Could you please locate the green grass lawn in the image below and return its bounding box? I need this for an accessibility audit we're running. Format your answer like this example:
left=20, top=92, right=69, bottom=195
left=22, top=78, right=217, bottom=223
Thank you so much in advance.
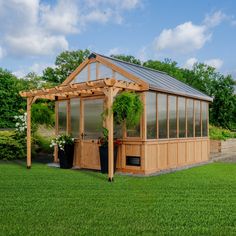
left=0, top=162, right=236, bottom=236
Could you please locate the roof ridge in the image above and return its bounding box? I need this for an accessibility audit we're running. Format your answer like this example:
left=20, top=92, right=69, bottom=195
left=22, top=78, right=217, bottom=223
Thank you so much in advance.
left=93, top=52, right=168, bottom=75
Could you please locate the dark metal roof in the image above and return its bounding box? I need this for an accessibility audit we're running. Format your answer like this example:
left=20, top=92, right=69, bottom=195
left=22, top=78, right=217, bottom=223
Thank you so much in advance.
left=92, top=53, right=213, bottom=102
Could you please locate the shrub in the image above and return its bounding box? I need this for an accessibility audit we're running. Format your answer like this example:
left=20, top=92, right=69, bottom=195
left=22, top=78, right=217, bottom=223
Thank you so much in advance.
left=33, top=133, right=53, bottom=154
left=209, top=125, right=236, bottom=141
left=0, top=131, right=26, bottom=160
left=31, top=103, right=54, bottom=126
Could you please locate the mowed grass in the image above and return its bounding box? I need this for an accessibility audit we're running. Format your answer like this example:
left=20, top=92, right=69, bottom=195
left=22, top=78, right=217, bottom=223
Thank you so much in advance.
left=0, top=162, right=236, bottom=236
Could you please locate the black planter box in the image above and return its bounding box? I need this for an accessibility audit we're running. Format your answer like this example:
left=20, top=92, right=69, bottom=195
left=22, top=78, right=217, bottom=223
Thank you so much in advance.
left=99, top=146, right=118, bottom=174
left=58, top=143, right=74, bottom=169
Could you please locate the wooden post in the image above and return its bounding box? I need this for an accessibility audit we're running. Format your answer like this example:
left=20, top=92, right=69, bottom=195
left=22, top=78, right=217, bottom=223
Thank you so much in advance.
left=26, top=97, right=33, bottom=168
left=67, top=100, right=71, bottom=135
left=107, top=88, right=114, bottom=182
left=54, top=98, right=59, bottom=163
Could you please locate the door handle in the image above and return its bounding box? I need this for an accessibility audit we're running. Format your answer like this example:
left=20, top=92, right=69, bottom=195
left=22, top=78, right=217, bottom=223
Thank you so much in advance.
left=81, top=133, right=87, bottom=139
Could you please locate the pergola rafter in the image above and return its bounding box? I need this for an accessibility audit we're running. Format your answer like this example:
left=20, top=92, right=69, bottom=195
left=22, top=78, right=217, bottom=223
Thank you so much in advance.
left=20, top=78, right=145, bottom=100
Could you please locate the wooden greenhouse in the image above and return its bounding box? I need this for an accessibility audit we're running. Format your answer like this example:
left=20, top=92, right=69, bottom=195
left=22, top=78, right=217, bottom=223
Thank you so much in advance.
left=20, top=53, right=212, bottom=181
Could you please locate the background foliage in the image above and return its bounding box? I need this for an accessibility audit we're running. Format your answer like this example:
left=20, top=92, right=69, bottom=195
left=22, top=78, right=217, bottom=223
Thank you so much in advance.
left=0, top=49, right=235, bottom=131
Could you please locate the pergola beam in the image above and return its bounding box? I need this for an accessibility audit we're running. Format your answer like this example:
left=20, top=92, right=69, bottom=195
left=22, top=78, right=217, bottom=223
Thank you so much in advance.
left=20, top=78, right=146, bottom=100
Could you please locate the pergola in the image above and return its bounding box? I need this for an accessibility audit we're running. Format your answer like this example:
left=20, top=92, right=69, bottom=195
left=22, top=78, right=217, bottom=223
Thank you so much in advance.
left=20, top=77, right=147, bottom=181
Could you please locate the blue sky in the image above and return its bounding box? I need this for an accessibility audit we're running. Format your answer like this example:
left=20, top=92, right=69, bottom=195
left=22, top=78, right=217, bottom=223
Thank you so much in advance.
left=0, top=0, right=235, bottom=79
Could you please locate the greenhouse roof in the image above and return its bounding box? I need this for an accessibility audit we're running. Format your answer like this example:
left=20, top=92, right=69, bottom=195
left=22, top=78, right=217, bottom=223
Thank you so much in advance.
left=90, top=53, right=213, bottom=102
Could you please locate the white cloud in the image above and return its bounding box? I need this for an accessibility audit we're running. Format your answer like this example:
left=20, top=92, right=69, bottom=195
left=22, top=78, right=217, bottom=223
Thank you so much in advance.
left=12, top=70, right=27, bottom=78
left=119, top=0, right=141, bottom=10
left=136, top=46, right=148, bottom=62
left=0, top=46, right=5, bottom=59
left=153, top=10, right=232, bottom=55
left=6, top=33, right=68, bottom=56
left=204, top=58, right=223, bottom=70
left=232, top=20, right=236, bottom=26
left=183, top=57, right=223, bottom=70
left=184, top=57, right=198, bottom=69
left=13, top=62, right=55, bottom=78
left=29, top=62, right=55, bottom=75
left=204, top=10, right=227, bottom=28
left=85, top=0, right=140, bottom=10
left=108, top=47, right=128, bottom=55
left=154, top=22, right=211, bottom=53
left=0, top=0, right=142, bottom=58
left=83, top=9, right=112, bottom=24
left=41, top=0, right=80, bottom=34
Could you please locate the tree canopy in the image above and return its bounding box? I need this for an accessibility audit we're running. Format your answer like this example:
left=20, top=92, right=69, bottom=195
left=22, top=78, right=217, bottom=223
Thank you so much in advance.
left=42, top=49, right=90, bottom=84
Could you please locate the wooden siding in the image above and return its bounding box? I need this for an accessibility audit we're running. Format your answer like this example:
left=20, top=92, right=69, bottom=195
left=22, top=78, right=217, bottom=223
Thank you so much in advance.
left=115, top=138, right=209, bottom=175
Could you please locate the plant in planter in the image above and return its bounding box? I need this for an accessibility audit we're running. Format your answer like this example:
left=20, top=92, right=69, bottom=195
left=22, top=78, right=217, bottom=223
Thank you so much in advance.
left=99, top=92, right=143, bottom=174
left=98, top=128, right=121, bottom=174
left=50, top=135, right=75, bottom=169
left=112, top=91, right=143, bottom=128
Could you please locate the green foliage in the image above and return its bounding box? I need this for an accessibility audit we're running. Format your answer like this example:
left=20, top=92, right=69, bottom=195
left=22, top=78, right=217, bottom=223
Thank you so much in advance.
left=98, top=127, right=109, bottom=147
left=0, top=131, right=26, bottom=160
left=112, top=92, right=143, bottom=128
left=42, top=49, right=90, bottom=84
left=0, top=69, right=26, bottom=128
left=33, top=133, right=53, bottom=154
left=1, top=162, right=236, bottom=235
left=111, top=54, right=141, bottom=65
left=209, top=125, right=236, bottom=140
left=209, top=75, right=235, bottom=129
left=31, top=103, right=54, bottom=126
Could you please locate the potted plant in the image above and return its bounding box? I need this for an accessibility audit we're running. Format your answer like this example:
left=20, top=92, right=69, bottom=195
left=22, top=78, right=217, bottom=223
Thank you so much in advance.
left=98, top=128, right=121, bottom=174
left=50, top=134, right=75, bottom=169
left=99, top=92, right=143, bottom=173
left=112, top=91, right=143, bottom=128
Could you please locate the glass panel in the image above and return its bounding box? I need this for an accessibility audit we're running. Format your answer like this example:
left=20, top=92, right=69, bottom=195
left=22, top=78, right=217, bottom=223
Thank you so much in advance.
left=178, top=97, right=186, bottom=138
left=158, top=94, right=167, bottom=139
left=114, top=123, right=122, bottom=139
left=99, top=64, right=113, bottom=79
left=90, top=62, right=96, bottom=81
left=169, top=96, right=177, bottom=138
left=195, top=100, right=201, bottom=137
left=58, top=101, right=67, bottom=134
left=72, top=66, right=88, bottom=83
left=146, top=92, right=157, bottom=139
left=84, top=99, right=103, bottom=139
left=187, top=99, right=194, bottom=137
left=115, top=71, right=132, bottom=82
left=127, top=123, right=140, bottom=137
left=70, top=98, right=80, bottom=138
left=202, top=102, right=208, bottom=136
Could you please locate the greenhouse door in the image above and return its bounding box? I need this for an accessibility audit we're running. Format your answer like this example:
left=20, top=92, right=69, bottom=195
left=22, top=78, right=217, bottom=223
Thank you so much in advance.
left=80, top=98, right=104, bottom=170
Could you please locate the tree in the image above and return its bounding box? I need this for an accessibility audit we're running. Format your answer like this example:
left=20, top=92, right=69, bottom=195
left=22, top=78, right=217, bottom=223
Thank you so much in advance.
left=0, top=68, right=26, bottom=127
left=111, top=54, right=141, bottom=65
left=42, top=49, right=90, bottom=84
left=210, top=75, right=235, bottom=129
